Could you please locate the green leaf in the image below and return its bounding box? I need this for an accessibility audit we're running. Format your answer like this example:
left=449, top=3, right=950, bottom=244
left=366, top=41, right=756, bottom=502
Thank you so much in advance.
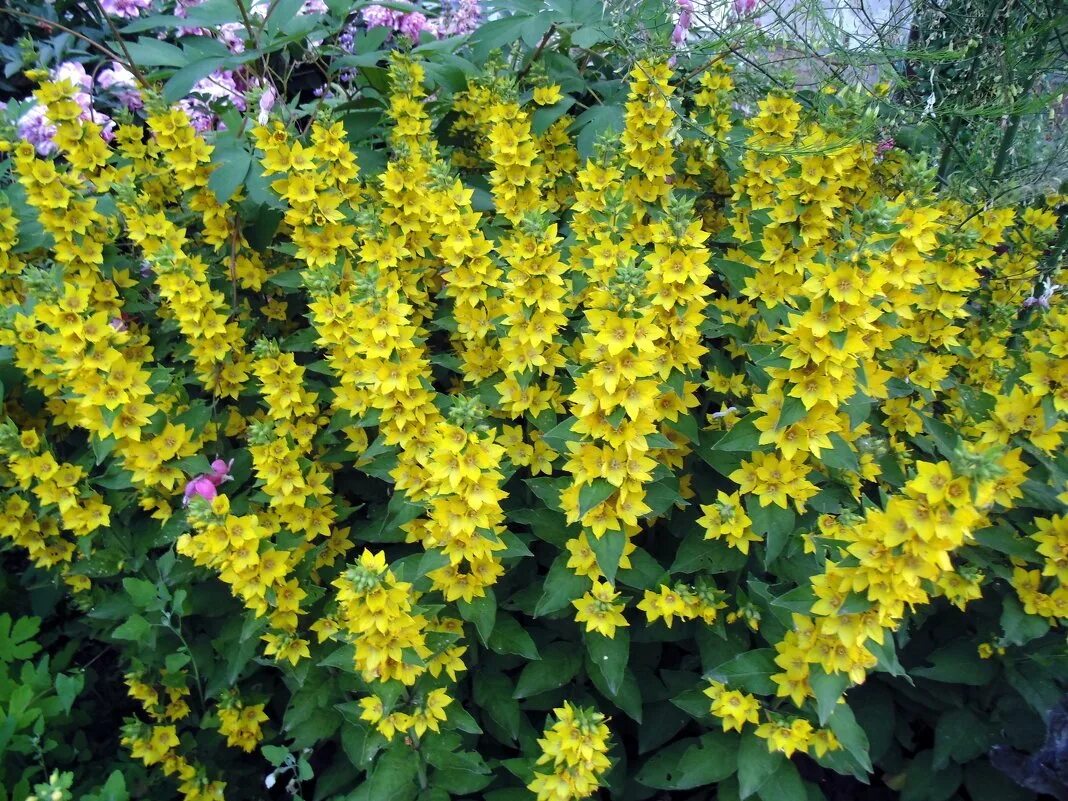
left=701, top=415, right=762, bottom=454
left=707, top=649, right=777, bottom=695
left=999, top=594, right=1050, bottom=646
left=356, top=746, right=419, bottom=801
left=0, top=615, right=41, bottom=663
left=635, top=731, right=739, bottom=790
left=268, top=269, right=306, bottom=290
left=575, top=104, right=625, bottom=160
left=531, top=97, right=575, bottom=135
left=932, top=708, right=989, bottom=770
left=338, top=716, right=382, bottom=770
left=776, top=397, right=808, bottom=430
left=738, top=730, right=784, bottom=799
left=756, top=760, right=806, bottom=801
left=432, top=767, right=493, bottom=795
left=55, top=673, right=83, bottom=715
left=670, top=534, right=747, bottom=575
left=123, top=37, right=187, bottom=66
left=912, top=642, right=996, bottom=686
left=571, top=23, right=611, bottom=48
left=588, top=529, right=626, bottom=583
left=921, top=415, right=961, bottom=459
left=209, top=147, right=253, bottom=203
left=458, top=590, right=496, bottom=644
left=587, top=629, right=628, bottom=695
left=468, top=15, right=533, bottom=61
left=535, top=553, right=588, bottom=617
left=447, top=704, right=483, bottom=735
left=99, top=770, right=128, bottom=801
left=810, top=668, right=850, bottom=726
left=473, top=672, right=521, bottom=742
left=113, top=615, right=151, bottom=641
left=487, top=613, right=540, bottom=660
left=164, top=57, right=229, bottom=103
left=821, top=433, right=860, bottom=473
left=828, top=704, right=872, bottom=774
left=262, top=745, right=291, bottom=767
left=513, top=642, right=582, bottom=698
left=713, top=257, right=755, bottom=293
left=745, top=496, right=795, bottom=566
left=962, top=759, right=1033, bottom=801
left=972, top=526, right=1035, bottom=559
left=578, top=479, right=616, bottom=516
left=123, top=578, right=158, bottom=609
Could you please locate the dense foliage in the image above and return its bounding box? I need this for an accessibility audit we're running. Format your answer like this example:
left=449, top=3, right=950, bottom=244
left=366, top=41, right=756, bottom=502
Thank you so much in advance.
left=0, top=2, right=1067, bottom=801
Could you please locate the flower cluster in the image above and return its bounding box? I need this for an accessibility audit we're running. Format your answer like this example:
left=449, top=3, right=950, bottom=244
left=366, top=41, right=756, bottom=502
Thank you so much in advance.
left=528, top=704, right=612, bottom=801
left=1, top=44, right=1066, bottom=801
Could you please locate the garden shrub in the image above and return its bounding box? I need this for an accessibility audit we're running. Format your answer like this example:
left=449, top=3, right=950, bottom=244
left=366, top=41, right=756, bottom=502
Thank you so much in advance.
left=0, top=40, right=1066, bottom=801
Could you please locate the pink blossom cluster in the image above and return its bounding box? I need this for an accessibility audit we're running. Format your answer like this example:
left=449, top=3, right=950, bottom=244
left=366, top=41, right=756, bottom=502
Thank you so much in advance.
left=183, top=458, right=235, bottom=506
left=178, top=70, right=246, bottom=132
left=671, top=0, right=694, bottom=45
left=361, top=0, right=480, bottom=41
left=97, top=0, right=153, bottom=19
left=427, top=0, right=480, bottom=37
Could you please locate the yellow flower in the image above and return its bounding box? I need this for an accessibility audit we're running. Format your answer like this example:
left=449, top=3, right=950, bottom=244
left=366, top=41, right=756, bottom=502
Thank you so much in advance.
left=533, top=85, right=563, bottom=106
left=573, top=581, right=629, bottom=638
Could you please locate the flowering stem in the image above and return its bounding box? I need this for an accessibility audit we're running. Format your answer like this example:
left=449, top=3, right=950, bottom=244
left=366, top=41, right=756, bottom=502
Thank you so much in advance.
left=228, top=215, right=241, bottom=316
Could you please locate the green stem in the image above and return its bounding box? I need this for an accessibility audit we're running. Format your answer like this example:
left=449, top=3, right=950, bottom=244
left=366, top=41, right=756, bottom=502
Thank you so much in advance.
left=990, top=23, right=1054, bottom=182
left=935, top=0, right=1005, bottom=185
left=412, top=733, right=429, bottom=790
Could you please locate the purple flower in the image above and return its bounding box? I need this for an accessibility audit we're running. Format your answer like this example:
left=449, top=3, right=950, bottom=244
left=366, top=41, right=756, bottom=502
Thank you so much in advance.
left=98, top=63, right=144, bottom=110
left=427, top=0, right=480, bottom=36
left=183, top=475, right=218, bottom=505
left=208, top=458, right=235, bottom=486
left=53, top=61, right=93, bottom=90
left=257, top=85, right=278, bottom=124
left=17, top=105, right=57, bottom=156
left=362, top=4, right=402, bottom=29
left=671, top=0, right=694, bottom=45
left=98, top=0, right=153, bottom=18
left=398, top=11, right=429, bottom=40
left=734, top=0, right=757, bottom=14
left=1023, top=280, right=1061, bottom=311
left=182, top=457, right=234, bottom=506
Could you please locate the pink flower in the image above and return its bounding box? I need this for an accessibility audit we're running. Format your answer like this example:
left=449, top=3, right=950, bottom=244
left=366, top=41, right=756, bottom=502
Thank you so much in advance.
left=734, top=0, right=757, bottom=15
left=257, top=85, right=278, bottom=125
left=398, top=11, right=429, bottom=40
left=426, top=0, right=480, bottom=37
left=182, top=457, right=235, bottom=506
left=98, top=0, right=153, bottom=18
left=183, top=476, right=218, bottom=505
left=671, top=0, right=694, bottom=45
left=208, top=458, right=235, bottom=486
left=52, top=61, right=93, bottom=90
left=362, top=4, right=401, bottom=29
left=17, top=105, right=57, bottom=156
left=98, top=63, right=143, bottom=110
